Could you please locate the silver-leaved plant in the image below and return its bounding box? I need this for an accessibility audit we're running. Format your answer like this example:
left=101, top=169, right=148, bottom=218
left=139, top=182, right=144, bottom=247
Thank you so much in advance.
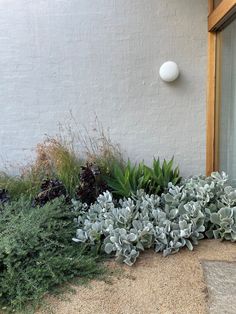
left=72, top=172, right=236, bottom=266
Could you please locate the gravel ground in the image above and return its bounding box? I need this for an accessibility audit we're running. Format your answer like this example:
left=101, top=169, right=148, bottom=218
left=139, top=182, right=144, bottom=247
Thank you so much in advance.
left=39, top=240, right=236, bottom=314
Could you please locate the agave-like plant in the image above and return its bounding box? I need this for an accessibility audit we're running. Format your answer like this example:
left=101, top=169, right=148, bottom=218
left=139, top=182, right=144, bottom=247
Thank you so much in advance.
left=105, top=160, right=151, bottom=198
left=146, top=157, right=181, bottom=194
left=105, top=157, right=181, bottom=198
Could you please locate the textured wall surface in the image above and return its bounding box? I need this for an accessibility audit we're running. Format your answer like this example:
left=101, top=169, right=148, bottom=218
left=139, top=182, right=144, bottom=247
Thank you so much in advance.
left=0, top=0, right=207, bottom=176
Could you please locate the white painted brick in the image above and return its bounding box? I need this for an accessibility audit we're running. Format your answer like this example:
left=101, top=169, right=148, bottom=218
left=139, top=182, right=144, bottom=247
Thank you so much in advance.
left=0, top=0, right=207, bottom=176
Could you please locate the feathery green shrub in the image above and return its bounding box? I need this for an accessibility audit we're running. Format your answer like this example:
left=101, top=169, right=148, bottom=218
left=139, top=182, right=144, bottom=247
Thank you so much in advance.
left=0, top=197, right=102, bottom=312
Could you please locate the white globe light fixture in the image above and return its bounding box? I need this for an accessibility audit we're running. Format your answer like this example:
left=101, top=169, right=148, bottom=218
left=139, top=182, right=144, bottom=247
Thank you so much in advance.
left=159, top=61, right=179, bottom=82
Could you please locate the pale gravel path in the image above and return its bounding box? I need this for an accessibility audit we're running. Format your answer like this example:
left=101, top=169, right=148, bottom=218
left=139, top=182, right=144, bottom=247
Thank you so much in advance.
left=40, top=240, right=236, bottom=314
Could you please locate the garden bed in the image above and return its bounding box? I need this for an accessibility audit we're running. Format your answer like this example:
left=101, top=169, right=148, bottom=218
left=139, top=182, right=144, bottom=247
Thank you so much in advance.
left=0, top=131, right=235, bottom=312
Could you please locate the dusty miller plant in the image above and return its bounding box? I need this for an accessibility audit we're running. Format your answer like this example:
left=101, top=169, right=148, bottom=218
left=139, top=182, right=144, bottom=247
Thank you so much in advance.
left=72, top=172, right=236, bottom=266
left=165, top=172, right=236, bottom=239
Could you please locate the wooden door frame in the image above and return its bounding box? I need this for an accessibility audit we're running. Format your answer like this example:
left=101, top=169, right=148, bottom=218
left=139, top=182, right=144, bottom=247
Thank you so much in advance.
left=206, top=0, right=236, bottom=175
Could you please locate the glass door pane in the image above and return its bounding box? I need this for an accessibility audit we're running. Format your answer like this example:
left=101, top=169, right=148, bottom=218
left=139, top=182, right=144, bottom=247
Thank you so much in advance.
left=219, top=18, right=236, bottom=185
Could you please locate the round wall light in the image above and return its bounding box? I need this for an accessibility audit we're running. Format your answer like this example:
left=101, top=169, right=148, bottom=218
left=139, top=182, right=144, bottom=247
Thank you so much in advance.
left=159, top=61, right=179, bottom=82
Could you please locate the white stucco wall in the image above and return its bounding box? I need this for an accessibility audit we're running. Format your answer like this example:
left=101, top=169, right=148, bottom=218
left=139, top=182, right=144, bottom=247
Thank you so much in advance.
left=0, top=0, right=207, bottom=176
